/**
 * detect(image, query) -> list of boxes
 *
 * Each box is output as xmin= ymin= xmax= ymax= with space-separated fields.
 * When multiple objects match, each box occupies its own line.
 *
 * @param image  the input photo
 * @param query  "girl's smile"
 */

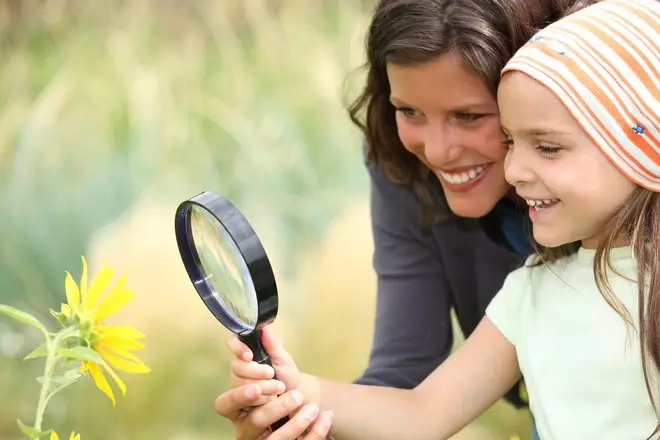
xmin=498 ymin=72 xmax=637 ymax=249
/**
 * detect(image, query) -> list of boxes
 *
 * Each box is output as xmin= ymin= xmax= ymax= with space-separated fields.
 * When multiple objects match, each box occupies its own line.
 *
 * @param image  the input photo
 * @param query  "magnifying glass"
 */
xmin=174 ymin=191 xmax=289 ymax=430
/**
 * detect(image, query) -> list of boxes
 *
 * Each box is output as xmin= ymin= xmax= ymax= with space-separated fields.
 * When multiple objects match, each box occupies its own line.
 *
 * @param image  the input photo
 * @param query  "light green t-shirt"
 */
xmin=486 ymin=246 xmax=659 ymax=440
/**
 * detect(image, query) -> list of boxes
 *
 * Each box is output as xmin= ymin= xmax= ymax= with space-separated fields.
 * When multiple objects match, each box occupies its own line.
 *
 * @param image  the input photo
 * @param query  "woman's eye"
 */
xmin=503 ymin=137 xmax=514 ymax=148
xmin=395 ymin=107 xmax=419 ymax=118
xmin=456 ymin=112 xmax=485 ymax=122
xmin=536 ymin=144 xmax=562 ymax=155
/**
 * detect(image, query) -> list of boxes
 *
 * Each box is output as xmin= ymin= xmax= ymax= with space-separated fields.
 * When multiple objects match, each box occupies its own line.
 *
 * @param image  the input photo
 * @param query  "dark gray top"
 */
xmin=354 ymin=162 xmax=529 ymax=407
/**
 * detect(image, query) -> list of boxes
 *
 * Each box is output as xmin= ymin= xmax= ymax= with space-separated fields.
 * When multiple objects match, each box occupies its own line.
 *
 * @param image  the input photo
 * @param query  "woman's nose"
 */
xmin=424 ymin=124 xmax=461 ymax=168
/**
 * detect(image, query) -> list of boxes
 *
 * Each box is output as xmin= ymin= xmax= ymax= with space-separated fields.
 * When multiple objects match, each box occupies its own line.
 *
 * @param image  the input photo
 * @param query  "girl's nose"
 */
xmin=504 ymin=145 xmax=534 ymax=186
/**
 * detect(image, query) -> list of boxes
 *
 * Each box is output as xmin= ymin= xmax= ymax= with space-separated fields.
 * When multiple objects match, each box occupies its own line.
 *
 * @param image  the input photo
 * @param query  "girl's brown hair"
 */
xmin=347 ymin=0 xmax=599 ymax=224
xmin=531 ymin=188 xmax=660 ymax=438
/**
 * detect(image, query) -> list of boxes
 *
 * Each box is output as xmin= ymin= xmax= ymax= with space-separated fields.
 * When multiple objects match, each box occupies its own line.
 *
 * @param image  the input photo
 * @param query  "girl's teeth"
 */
xmin=526 ymin=198 xmax=559 ymax=212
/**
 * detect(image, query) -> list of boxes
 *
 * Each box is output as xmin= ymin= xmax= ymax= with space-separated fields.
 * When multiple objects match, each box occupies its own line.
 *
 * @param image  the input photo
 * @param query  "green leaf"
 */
xmin=0 ymin=305 xmax=47 ymax=334
xmin=24 ymin=342 xmax=49 ymax=360
xmin=58 ymin=346 xmax=102 ymax=363
xmin=55 ymin=326 xmax=81 ymax=342
xmin=16 ymin=419 xmax=50 ymax=439
xmin=37 ymin=368 xmax=83 ymax=394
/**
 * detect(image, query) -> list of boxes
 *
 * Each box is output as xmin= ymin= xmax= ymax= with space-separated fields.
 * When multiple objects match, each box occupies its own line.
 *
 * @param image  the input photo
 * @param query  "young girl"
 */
xmin=224 ymin=0 xmax=660 ymax=438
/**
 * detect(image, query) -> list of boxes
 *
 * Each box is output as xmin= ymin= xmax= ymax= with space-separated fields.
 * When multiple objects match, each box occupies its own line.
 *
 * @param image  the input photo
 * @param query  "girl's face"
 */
xmin=387 ymin=52 xmax=511 ymax=218
xmin=498 ymin=72 xmax=637 ymax=249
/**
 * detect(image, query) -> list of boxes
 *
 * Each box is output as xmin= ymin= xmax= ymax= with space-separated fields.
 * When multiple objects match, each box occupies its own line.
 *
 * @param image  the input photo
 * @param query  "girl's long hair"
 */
xmin=531 ymin=187 xmax=660 ymax=438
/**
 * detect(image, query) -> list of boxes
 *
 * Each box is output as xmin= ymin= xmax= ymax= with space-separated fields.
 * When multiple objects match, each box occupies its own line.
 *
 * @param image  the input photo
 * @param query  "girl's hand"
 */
xmin=227 ymin=326 xmax=302 ymax=403
xmin=217 ymin=326 xmax=333 ymax=439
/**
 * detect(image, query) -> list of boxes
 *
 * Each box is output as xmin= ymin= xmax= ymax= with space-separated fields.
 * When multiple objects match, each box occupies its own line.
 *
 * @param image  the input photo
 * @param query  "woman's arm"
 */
xmin=354 ymin=163 xmax=454 ymax=388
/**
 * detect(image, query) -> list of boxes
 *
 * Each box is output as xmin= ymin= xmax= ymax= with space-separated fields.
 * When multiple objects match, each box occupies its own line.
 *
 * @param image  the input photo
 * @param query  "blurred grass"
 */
xmin=0 ymin=1 xmax=530 ymax=439
xmin=0 ymin=0 xmax=370 ymax=310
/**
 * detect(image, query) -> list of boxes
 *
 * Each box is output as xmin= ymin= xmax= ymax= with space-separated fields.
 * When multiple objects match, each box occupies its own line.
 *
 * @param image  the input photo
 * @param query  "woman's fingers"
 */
xmin=214 ymin=380 xmax=284 ymax=420
xmin=299 ymin=410 xmax=334 ymax=440
xmin=238 ymin=390 xmax=306 ymax=439
xmin=214 ymin=384 xmax=264 ymax=421
xmin=265 ymin=404 xmax=334 ymax=440
xmin=217 ymin=385 xmax=332 ymax=440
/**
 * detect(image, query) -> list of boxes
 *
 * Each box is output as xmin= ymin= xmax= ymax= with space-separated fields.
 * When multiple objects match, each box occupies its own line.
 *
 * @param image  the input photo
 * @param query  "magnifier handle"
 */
xmin=240 ymin=331 xmax=290 ymax=431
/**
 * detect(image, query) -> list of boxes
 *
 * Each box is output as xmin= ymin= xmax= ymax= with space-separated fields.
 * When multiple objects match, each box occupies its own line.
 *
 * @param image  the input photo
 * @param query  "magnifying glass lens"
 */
xmin=189 ymin=205 xmax=259 ymax=331
xmin=176 ymin=192 xmax=289 ymax=431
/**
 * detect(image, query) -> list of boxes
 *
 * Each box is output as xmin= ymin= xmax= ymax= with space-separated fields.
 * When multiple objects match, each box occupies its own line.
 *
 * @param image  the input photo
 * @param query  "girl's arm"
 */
xmin=266 ymin=316 xmax=519 ymax=440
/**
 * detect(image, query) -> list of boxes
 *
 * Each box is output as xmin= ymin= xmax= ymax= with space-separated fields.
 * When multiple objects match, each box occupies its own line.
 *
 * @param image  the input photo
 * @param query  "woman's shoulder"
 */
xmin=367 ymin=160 xmax=454 ymax=220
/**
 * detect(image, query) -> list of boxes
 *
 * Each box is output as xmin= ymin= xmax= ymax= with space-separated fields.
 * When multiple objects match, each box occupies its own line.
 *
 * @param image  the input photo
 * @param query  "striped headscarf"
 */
xmin=502 ymin=0 xmax=660 ymax=191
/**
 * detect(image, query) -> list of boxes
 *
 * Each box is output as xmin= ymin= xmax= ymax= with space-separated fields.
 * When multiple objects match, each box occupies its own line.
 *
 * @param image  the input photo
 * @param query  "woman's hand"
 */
xmin=214 ymin=384 xmax=333 ymax=439
xmin=215 ymin=326 xmax=333 ymax=439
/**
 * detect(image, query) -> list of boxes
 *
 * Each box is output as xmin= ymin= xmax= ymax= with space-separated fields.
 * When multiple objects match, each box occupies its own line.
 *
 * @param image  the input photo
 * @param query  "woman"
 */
xmin=214 ymin=0 xmax=595 ymax=438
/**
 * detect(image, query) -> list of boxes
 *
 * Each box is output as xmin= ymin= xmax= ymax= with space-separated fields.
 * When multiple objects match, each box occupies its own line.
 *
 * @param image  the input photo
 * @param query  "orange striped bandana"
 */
xmin=502 ymin=0 xmax=660 ymax=191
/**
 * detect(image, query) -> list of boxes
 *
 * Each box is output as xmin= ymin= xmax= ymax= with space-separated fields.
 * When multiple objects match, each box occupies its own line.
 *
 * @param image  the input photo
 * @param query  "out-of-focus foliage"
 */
xmin=0 ymin=1 xmax=531 ymax=438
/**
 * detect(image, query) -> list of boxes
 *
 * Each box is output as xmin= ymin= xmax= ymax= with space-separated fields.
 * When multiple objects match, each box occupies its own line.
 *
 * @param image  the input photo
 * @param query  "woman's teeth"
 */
xmin=526 ymin=199 xmax=559 ymax=212
xmin=439 ymin=165 xmax=486 ymax=184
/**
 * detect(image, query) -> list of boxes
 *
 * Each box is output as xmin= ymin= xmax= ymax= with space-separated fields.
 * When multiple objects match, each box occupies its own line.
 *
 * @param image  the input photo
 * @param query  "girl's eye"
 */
xmin=536 ymin=144 xmax=562 ymax=155
xmin=395 ymin=107 xmax=420 ymax=119
xmin=456 ymin=112 xmax=485 ymax=122
xmin=503 ymin=137 xmax=514 ymax=148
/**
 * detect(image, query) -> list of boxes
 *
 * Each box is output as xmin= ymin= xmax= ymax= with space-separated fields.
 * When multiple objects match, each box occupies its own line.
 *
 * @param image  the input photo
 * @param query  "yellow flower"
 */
xmin=50 ymin=431 xmax=80 ymax=440
xmin=60 ymin=256 xmax=150 ymax=405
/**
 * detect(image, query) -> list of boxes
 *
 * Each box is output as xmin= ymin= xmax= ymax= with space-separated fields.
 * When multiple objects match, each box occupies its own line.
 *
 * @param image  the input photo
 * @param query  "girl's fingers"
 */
xmin=231 ymin=358 xmax=276 ymax=382
xmin=226 ymin=335 xmax=253 ymax=361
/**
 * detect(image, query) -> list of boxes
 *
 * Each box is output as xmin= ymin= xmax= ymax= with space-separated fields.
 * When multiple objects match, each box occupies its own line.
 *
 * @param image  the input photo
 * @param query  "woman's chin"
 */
xmin=445 ymin=190 xmax=507 ymax=219
xmin=446 ymin=198 xmax=497 ymax=218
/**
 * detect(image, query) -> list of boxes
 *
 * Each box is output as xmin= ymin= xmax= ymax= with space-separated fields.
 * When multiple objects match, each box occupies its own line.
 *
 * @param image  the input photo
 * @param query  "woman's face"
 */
xmin=387 ymin=52 xmax=511 ymax=218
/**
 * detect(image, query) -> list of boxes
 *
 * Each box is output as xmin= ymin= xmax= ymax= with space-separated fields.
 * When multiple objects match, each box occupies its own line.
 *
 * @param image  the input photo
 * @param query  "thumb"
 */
xmin=261 ymin=326 xmax=294 ymax=367
xmin=261 ymin=326 xmax=300 ymax=386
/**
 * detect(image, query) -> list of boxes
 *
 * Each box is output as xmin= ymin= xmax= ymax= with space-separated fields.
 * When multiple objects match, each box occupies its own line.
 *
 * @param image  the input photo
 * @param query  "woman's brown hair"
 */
xmin=347 ymin=0 xmax=599 ymax=224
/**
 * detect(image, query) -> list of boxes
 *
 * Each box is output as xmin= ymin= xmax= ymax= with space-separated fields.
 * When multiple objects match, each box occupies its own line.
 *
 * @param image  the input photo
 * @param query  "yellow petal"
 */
xmin=96 ymin=346 xmax=151 ymax=373
xmin=96 ymin=284 xmax=132 ymax=320
xmin=80 ymin=256 xmax=88 ymax=307
xmin=70 ymin=433 xmax=80 ymax=440
xmin=65 ymin=272 xmax=80 ymax=313
xmin=101 ymin=360 xmax=127 ymax=396
xmin=60 ymin=303 xmax=72 ymax=316
xmin=51 ymin=432 xmax=60 ymax=440
xmin=98 ymin=336 xmax=145 ymax=351
xmin=99 ymin=325 xmax=146 ymax=340
xmin=87 ymin=262 xmax=114 ymax=310
xmin=86 ymin=361 xmax=116 ymax=406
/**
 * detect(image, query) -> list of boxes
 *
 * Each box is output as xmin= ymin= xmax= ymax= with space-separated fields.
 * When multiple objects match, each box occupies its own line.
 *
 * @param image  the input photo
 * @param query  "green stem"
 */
xmin=34 ymin=337 xmax=57 ymax=432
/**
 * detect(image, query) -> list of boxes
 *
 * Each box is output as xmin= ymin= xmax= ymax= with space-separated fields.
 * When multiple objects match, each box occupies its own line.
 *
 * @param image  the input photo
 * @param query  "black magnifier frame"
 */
xmin=175 ymin=191 xmax=288 ymax=430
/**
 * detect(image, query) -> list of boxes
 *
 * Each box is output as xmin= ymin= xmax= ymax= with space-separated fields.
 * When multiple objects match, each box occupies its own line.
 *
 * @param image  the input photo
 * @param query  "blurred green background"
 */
xmin=0 ymin=1 xmax=530 ymax=438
